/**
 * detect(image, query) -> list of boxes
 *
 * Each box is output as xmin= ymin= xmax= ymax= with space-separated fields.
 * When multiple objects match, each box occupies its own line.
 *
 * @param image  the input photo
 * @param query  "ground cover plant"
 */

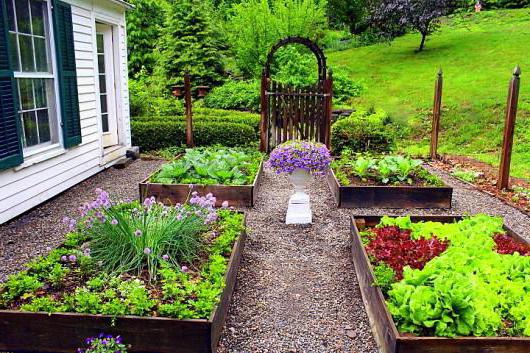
xmin=328 ymin=8 xmax=530 ymax=179
xmin=360 ymin=214 xmax=530 ymax=337
xmin=332 ymin=150 xmax=443 ymax=186
xmin=150 ymin=147 xmax=263 ymax=186
xmin=0 ymin=190 xmax=245 ymax=320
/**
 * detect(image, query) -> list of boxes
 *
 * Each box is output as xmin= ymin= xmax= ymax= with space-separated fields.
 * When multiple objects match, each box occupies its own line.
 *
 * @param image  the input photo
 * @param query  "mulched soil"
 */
xmin=431 ymin=155 xmax=530 ymax=215
xmin=0 ymin=159 xmax=164 ymax=282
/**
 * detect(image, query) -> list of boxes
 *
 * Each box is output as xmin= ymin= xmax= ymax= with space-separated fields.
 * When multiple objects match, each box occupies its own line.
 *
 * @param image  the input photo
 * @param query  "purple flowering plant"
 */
xmin=78 ymin=333 xmax=128 ymax=353
xmin=266 ymin=140 xmax=331 ymax=175
xmin=68 ymin=189 xmax=219 ymax=281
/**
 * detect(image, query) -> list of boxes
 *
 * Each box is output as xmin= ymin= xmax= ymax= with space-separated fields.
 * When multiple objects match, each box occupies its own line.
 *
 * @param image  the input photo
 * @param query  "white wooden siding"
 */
xmin=0 ymin=0 xmax=131 ymax=224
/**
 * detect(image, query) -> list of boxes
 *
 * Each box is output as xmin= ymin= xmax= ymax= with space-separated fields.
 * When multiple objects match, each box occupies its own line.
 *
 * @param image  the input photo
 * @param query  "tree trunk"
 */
xmin=418 ymin=32 xmax=427 ymax=51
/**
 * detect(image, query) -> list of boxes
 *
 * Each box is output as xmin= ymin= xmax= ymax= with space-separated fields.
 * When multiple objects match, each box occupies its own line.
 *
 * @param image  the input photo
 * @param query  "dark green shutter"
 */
xmin=0 ymin=0 xmax=23 ymax=170
xmin=52 ymin=0 xmax=81 ymax=148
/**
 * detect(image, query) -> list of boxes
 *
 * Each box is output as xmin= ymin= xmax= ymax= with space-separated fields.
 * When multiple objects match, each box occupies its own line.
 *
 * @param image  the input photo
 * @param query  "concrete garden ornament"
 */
xmin=267 ymin=141 xmax=331 ymax=224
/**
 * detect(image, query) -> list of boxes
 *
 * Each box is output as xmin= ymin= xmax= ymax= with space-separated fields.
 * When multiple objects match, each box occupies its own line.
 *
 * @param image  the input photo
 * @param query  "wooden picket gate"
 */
xmin=259 ymin=37 xmax=333 ymax=152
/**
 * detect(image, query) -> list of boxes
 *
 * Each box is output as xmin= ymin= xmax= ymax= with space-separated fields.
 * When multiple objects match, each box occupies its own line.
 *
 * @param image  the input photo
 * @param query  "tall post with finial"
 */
xmin=184 ymin=71 xmax=194 ymax=147
xmin=498 ymin=66 xmax=521 ymax=190
xmin=430 ymin=68 xmax=443 ymax=160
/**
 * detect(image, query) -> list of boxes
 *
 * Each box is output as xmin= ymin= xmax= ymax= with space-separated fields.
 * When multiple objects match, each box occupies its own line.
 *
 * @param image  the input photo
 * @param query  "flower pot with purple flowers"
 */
xmin=267 ymin=141 xmax=332 ymax=224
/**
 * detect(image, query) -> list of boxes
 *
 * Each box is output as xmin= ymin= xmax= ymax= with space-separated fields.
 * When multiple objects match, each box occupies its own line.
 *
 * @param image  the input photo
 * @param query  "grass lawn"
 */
xmin=328 ymin=9 xmax=530 ymax=179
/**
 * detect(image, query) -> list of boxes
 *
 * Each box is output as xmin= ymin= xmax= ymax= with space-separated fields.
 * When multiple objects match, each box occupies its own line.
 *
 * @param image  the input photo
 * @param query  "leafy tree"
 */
xmin=226 ymin=0 xmax=328 ymax=78
xmin=126 ymin=0 xmax=167 ymax=76
xmin=370 ymin=0 xmax=464 ymax=51
xmin=159 ymin=0 xmax=224 ymax=85
xmin=327 ymin=0 xmax=369 ymax=33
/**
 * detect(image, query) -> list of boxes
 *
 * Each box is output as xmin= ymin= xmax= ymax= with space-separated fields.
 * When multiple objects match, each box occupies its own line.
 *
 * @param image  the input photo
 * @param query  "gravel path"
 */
xmin=218 ymin=168 xmax=379 ymax=353
xmin=218 ymin=165 xmax=530 ymax=353
xmin=0 ymin=159 xmax=163 ymax=282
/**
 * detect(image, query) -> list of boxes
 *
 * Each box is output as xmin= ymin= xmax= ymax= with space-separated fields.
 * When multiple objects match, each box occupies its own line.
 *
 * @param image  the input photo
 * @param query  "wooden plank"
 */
xmin=498 ymin=66 xmax=521 ymax=190
xmin=184 ymin=73 xmax=194 ymax=147
xmin=350 ymin=214 xmax=530 ymax=353
xmin=430 ymin=69 xmax=443 ymax=160
xmin=259 ymin=74 xmax=269 ymax=152
xmin=140 ymin=160 xmax=264 ymax=208
xmin=327 ymin=168 xmax=453 ymax=209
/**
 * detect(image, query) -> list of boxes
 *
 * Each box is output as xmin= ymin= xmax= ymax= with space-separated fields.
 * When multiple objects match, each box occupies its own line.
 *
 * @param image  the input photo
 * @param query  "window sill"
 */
xmin=15 ymin=144 xmax=67 ymax=171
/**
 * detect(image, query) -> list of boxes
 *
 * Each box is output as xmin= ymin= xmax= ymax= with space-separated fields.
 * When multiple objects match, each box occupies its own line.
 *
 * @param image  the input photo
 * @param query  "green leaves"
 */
xmin=151 ymin=146 xmax=262 ymax=185
xmin=381 ymin=215 xmax=530 ymax=337
xmin=332 ymin=151 xmax=440 ymax=186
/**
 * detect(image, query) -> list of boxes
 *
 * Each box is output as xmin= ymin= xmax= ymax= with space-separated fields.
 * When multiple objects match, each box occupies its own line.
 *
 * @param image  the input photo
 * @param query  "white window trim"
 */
xmin=9 ymin=0 xmax=65 ymax=160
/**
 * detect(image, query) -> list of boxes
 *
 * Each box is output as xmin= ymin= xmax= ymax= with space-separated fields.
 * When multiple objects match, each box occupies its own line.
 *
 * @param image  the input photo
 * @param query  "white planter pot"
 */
xmin=286 ymin=168 xmax=312 ymax=224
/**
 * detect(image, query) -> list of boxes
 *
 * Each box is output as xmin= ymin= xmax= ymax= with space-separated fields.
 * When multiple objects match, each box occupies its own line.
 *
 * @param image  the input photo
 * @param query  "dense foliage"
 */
xmin=267 ymin=140 xmax=332 ymax=175
xmin=363 ymin=215 xmax=530 ymax=337
xmin=203 ymin=80 xmax=261 ymax=112
xmin=332 ymin=151 xmax=442 ymax=186
xmin=331 ymin=108 xmax=396 ymax=154
xmin=151 ymin=147 xmax=263 ymax=185
xmin=225 ymin=0 xmax=328 ymax=77
xmin=159 ymin=0 xmax=224 ymax=85
xmin=129 ymin=74 xmax=183 ymax=117
xmin=370 ymin=0 xmax=464 ymax=51
xmin=126 ymin=0 xmax=165 ymax=76
xmin=0 ymin=193 xmax=245 ymax=320
xmin=327 ymin=0 xmax=369 ymax=33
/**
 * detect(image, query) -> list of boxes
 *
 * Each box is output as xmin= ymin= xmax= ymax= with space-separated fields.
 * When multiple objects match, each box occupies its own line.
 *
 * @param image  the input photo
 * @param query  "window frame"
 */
xmin=8 ymin=0 xmax=63 ymax=158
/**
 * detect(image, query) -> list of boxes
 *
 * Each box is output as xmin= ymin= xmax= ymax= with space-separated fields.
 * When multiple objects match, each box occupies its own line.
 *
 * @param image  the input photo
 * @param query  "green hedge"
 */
xmin=131 ymin=120 xmax=258 ymax=151
xmin=132 ymin=108 xmax=260 ymax=133
xmin=331 ymin=108 xmax=396 ymax=154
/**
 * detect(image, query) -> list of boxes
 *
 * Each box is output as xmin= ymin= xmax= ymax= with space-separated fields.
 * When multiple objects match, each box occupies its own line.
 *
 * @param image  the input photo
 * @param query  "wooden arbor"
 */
xmin=259 ymin=37 xmax=333 ymax=152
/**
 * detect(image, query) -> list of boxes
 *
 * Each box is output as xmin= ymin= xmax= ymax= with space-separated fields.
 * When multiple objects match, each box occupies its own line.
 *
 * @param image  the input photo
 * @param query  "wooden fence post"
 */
xmin=498 ymin=65 xmax=521 ymax=190
xmin=430 ymin=68 xmax=443 ymax=160
xmin=323 ymin=70 xmax=333 ymax=149
xmin=184 ymin=72 xmax=194 ymax=147
xmin=259 ymin=71 xmax=269 ymax=152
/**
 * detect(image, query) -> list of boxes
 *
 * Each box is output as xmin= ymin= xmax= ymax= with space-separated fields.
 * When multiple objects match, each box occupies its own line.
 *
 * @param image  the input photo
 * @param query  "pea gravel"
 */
xmin=0 ymin=159 xmax=164 ymax=283
xmin=218 ymin=165 xmax=530 ymax=353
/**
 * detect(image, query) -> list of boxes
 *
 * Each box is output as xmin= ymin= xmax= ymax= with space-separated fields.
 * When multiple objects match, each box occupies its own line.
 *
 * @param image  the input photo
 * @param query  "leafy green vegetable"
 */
xmin=378 ymin=215 xmax=530 ymax=337
xmin=152 ymin=146 xmax=263 ymax=185
xmin=332 ymin=150 xmax=443 ymax=186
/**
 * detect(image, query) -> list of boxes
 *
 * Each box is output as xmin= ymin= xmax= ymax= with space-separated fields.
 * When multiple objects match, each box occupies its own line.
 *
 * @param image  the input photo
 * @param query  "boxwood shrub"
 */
xmin=131 ymin=120 xmax=257 ymax=151
xmin=331 ymin=108 xmax=396 ymax=154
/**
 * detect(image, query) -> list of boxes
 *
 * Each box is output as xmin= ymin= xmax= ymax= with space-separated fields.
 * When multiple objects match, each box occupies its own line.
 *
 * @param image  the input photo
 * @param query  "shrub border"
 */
xmin=350 ymin=214 xmax=530 ymax=353
xmin=0 ymin=214 xmax=247 ymax=353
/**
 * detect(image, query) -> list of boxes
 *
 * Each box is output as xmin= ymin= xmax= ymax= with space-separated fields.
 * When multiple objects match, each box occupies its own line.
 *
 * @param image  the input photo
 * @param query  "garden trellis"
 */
xmin=259 ymin=37 xmax=333 ymax=152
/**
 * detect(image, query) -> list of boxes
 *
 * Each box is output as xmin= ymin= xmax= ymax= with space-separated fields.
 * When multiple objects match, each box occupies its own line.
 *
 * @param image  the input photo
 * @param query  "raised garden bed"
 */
xmin=0 ymin=191 xmax=247 ymax=353
xmin=140 ymin=147 xmax=264 ymax=207
xmin=329 ymin=154 xmax=453 ymax=208
xmin=350 ymin=214 xmax=530 ymax=353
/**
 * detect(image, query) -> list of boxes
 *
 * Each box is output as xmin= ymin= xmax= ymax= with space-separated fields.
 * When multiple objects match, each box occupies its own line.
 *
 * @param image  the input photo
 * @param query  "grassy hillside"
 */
xmin=328 ymin=9 xmax=530 ymax=179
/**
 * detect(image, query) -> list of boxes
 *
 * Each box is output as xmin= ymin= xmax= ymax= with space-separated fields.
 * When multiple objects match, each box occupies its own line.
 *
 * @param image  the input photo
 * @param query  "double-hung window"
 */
xmin=6 ymin=0 xmax=58 ymax=153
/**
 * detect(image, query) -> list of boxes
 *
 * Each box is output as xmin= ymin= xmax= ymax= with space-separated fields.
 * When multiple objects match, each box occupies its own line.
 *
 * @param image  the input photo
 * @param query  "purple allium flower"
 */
xmin=144 ymin=247 xmax=151 ymax=255
xmin=69 ymin=254 xmax=77 ymax=263
xmin=61 ymin=255 xmax=68 ymax=262
xmin=188 ymin=184 xmax=193 ymax=189
xmin=83 ymin=248 xmax=91 ymax=257
xmin=134 ymin=229 xmax=143 ymax=237
xmin=110 ymin=218 xmax=118 ymax=225
xmin=115 ymin=335 xmax=122 ymax=344
xmin=143 ymin=196 xmax=156 ymax=208
xmin=221 ymin=201 xmax=229 ymax=208
xmin=181 ymin=265 xmax=189 ymax=273
xmin=162 ymin=254 xmax=170 ymax=261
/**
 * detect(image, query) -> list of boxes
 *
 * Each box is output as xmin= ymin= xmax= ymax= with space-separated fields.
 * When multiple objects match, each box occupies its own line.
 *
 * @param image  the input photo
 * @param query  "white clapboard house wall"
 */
xmin=0 ymin=0 xmax=133 ymax=224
